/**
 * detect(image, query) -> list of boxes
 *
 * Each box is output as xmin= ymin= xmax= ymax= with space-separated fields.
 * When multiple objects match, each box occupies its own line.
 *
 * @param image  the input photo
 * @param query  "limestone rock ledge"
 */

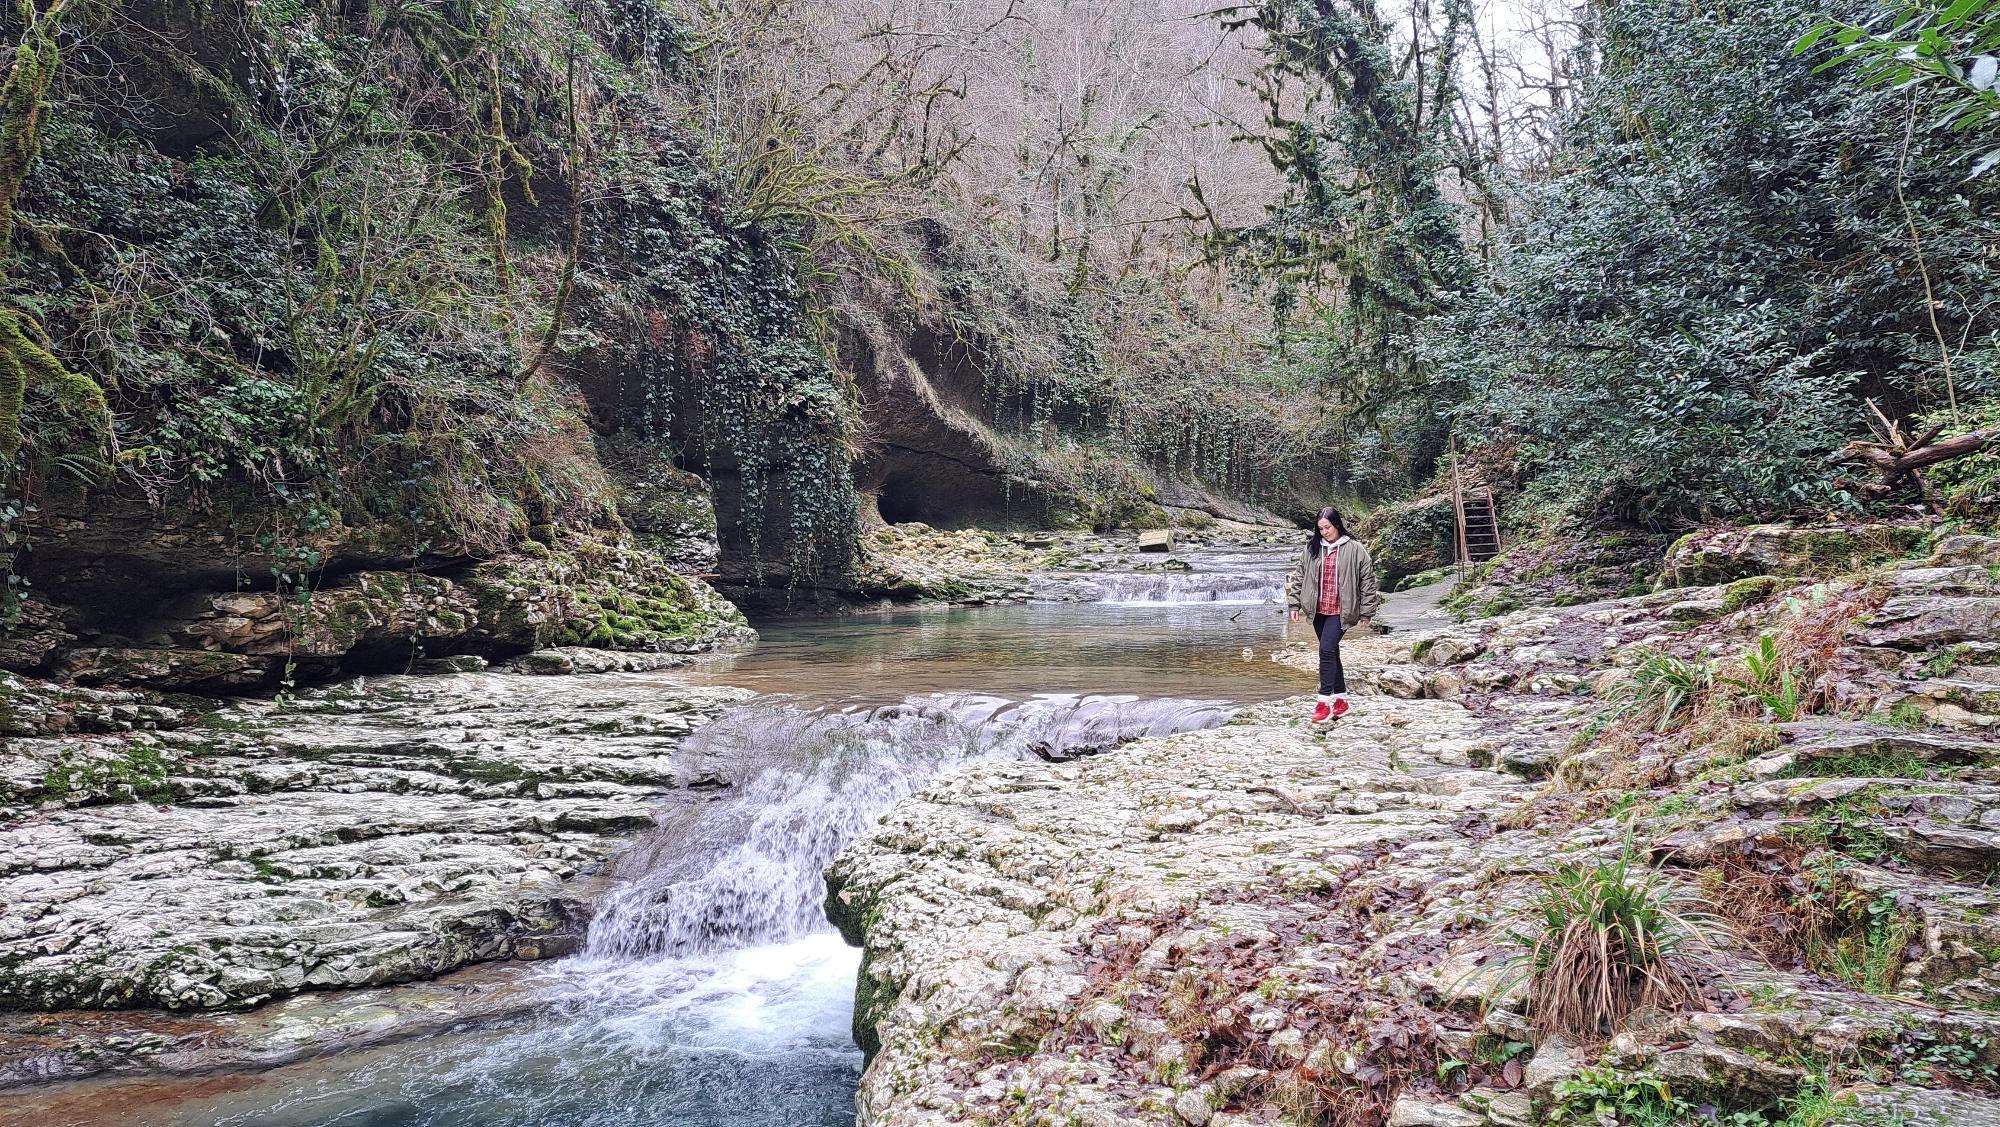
xmin=3 ymin=531 xmax=756 ymax=693
xmin=826 ymin=535 xmax=2000 ymax=1127
xmin=825 ymin=691 xmax=1542 ymax=1126
xmin=0 ymin=672 xmax=749 ymax=1012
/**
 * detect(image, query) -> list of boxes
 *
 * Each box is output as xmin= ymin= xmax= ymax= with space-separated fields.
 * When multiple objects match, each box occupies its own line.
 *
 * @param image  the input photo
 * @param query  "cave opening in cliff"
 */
xmin=874 ymin=472 xmax=933 ymax=526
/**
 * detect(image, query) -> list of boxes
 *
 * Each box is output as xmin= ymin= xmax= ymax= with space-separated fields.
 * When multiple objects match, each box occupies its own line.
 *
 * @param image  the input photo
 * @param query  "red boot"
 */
xmin=1311 ymin=700 xmax=1332 ymax=724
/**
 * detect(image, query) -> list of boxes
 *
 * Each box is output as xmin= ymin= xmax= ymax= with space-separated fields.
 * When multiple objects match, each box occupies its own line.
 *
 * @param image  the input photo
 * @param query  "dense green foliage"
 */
xmin=1247 ymin=0 xmax=2000 ymax=527
xmin=1437 ymin=0 xmax=1999 ymax=523
xmin=3 ymin=0 xmax=859 ymax=586
xmin=1808 ymin=0 xmax=2000 ymax=178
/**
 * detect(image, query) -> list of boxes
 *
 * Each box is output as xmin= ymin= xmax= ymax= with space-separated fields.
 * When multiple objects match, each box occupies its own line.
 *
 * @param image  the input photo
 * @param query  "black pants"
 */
xmin=1313 ymin=612 xmax=1347 ymax=696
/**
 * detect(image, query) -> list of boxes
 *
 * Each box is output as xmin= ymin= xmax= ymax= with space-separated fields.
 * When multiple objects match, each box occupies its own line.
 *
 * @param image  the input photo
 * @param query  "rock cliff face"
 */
xmin=3 ymin=523 xmax=750 ymax=693
xmin=840 ymin=308 xmax=1061 ymax=532
xmin=828 ymin=533 xmax=2000 ymax=1127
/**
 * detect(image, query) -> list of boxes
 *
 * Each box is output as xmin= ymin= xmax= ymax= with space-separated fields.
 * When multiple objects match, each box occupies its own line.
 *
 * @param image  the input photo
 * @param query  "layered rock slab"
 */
xmin=825 ymin=688 xmax=1537 ymax=1125
xmin=0 ymin=672 xmax=748 ymax=1011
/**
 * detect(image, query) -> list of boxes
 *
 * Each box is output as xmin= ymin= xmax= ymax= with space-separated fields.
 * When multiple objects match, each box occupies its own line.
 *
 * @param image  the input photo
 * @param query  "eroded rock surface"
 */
xmin=826 ymin=630 xmax=1545 ymax=1124
xmin=0 ymin=672 xmax=747 ymax=1011
xmin=828 ymin=536 xmax=2000 ymax=1126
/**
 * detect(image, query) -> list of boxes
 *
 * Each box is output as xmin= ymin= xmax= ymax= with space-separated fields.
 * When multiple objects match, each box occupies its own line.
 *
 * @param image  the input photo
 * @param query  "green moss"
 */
xmin=40 ymin=743 xmax=174 ymax=805
xmin=1784 ymin=750 xmax=1938 ymax=780
xmin=451 ymin=758 xmax=532 ymax=784
xmin=1722 ymin=575 xmax=1779 ymax=613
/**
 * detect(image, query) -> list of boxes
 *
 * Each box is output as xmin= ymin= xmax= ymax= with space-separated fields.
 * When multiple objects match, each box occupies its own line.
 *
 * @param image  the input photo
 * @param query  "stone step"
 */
xmin=1831 ymin=1085 xmax=2000 ymax=1126
xmin=1902 ymin=677 xmax=2000 ymax=729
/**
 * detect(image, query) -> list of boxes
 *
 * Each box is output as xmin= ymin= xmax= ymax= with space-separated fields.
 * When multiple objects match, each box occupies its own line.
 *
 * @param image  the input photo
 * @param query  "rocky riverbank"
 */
xmin=0 ymin=671 xmax=750 ymax=1019
xmin=828 ymin=531 xmax=2000 ymax=1126
xmin=845 ymin=522 xmax=1296 ymax=607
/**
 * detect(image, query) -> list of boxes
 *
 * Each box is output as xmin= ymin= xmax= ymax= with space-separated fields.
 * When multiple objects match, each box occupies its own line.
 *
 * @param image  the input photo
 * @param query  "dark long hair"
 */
xmin=1305 ymin=505 xmax=1346 ymax=554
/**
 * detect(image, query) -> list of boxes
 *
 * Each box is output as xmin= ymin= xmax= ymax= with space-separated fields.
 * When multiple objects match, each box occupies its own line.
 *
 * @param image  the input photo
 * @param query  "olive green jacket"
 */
xmin=1284 ymin=536 xmax=1382 ymax=627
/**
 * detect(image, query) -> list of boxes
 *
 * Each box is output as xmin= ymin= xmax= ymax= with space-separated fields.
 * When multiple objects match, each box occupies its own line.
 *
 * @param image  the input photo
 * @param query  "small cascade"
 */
xmin=134 ymin=601 xmax=1298 ymax=1127
xmin=1048 ymin=571 xmax=1284 ymax=605
xmin=1024 ymin=545 xmax=1293 ymax=606
xmin=580 ymin=692 xmax=1238 ymax=962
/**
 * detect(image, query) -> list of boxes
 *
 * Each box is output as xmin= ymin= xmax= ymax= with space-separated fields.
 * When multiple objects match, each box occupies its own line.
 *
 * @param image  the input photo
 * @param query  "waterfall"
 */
xmin=579 ymin=692 xmax=1238 ymax=962
xmin=109 ymin=598 xmax=1301 ymax=1127
xmin=1032 ymin=571 xmax=1284 ymax=605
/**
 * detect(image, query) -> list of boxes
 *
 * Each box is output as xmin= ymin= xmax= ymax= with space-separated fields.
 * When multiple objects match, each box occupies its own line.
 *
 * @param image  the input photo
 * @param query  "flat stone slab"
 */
xmin=0 ymin=672 xmax=747 ymax=1011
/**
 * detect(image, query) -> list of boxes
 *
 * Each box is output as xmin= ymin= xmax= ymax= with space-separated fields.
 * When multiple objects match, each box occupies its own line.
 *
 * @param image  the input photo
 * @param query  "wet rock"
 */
xmin=58 ymin=647 xmax=271 ymax=690
xmin=1138 ymin=529 xmax=1176 ymax=553
xmin=0 ymin=959 xmax=547 ymax=1091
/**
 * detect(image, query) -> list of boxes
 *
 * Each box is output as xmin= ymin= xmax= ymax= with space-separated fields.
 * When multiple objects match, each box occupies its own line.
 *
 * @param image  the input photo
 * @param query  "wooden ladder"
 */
xmin=1450 ymin=444 xmax=1502 ymax=572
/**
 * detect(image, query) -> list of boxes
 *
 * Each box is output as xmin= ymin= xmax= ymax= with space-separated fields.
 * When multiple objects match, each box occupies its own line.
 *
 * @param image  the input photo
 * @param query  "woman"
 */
xmin=1285 ymin=506 xmax=1381 ymax=723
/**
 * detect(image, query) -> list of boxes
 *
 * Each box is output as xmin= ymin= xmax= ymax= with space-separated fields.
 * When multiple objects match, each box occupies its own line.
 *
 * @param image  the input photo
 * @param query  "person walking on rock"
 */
xmin=1285 ymin=505 xmax=1381 ymax=723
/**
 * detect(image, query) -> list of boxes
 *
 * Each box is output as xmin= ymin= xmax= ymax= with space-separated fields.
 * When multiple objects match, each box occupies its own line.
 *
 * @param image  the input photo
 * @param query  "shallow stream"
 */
xmin=55 ymin=550 xmax=1310 ymax=1126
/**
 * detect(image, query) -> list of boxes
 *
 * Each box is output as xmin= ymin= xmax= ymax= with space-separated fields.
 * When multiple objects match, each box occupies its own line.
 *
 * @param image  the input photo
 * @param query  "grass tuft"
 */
xmin=1509 ymin=839 xmax=1709 ymax=1041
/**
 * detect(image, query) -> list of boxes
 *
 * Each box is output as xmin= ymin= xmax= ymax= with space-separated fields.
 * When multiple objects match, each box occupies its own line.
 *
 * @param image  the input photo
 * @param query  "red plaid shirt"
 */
xmin=1317 ymin=539 xmax=1341 ymax=616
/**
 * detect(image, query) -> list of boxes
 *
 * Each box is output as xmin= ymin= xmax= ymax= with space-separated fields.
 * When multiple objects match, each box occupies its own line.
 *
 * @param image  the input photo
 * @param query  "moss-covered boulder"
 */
xmin=169 ymin=572 xmax=483 ymax=659
xmin=600 ymin=437 xmax=720 ymax=571
xmin=1358 ymin=495 xmax=1459 ymax=586
xmin=1661 ymin=523 xmax=1930 ymax=588
xmin=463 ymin=534 xmax=753 ymax=652
xmin=1442 ymin=527 xmax=1672 ymax=618
xmin=50 ymin=534 xmax=752 ymax=689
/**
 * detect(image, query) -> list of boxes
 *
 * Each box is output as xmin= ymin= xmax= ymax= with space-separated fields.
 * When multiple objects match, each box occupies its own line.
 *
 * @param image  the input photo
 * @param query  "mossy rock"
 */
xmin=39 ymin=741 xmax=178 ymax=807
xmin=464 ymin=533 xmax=751 ymax=653
xmin=1661 ymin=523 xmax=1929 ymax=588
xmin=1359 ymin=495 xmax=1459 ymax=586
xmin=1721 ymin=575 xmax=1780 ymax=613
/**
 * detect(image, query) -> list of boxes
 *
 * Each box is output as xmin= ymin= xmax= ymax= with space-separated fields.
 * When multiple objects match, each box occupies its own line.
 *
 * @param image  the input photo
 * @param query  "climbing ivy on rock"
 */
xmin=1217 ymin=0 xmax=1473 ymax=445
xmin=581 ymin=133 xmax=858 ymax=581
xmin=0 ymin=0 xmax=861 ymax=601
